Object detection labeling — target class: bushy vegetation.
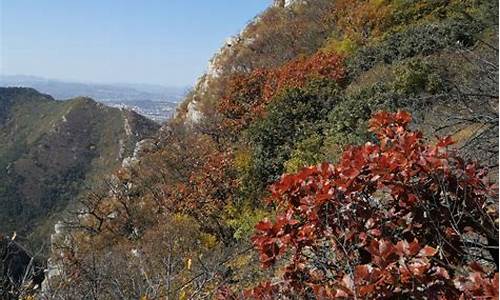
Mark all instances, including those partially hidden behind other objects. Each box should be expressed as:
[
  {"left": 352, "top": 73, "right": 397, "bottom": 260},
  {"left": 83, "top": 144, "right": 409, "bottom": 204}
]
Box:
[
  {"left": 244, "top": 111, "right": 498, "bottom": 298},
  {"left": 31, "top": 0, "right": 498, "bottom": 299}
]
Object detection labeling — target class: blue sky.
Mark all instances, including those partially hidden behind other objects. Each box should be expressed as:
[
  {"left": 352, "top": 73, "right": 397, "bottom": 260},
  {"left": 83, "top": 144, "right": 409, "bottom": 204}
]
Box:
[{"left": 0, "top": 0, "right": 271, "bottom": 86}]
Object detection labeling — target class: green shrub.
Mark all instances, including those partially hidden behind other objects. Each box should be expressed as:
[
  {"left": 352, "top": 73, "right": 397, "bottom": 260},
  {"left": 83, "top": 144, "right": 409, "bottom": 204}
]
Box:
[
  {"left": 243, "top": 79, "right": 340, "bottom": 197},
  {"left": 284, "top": 133, "right": 325, "bottom": 173},
  {"left": 347, "top": 19, "right": 482, "bottom": 78},
  {"left": 322, "top": 37, "right": 358, "bottom": 56},
  {"left": 392, "top": 58, "right": 445, "bottom": 95},
  {"left": 224, "top": 203, "right": 271, "bottom": 240},
  {"left": 323, "top": 81, "right": 402, "bottom": 161}
]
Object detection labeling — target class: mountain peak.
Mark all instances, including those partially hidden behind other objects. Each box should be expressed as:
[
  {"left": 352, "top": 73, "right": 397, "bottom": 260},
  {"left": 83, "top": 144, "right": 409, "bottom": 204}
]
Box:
[
  {"left": 0, "top": 87, "right": 54, "bottom": 101},
  {"left": 0, "top": 88, "right": 160, "bottom": 253}
]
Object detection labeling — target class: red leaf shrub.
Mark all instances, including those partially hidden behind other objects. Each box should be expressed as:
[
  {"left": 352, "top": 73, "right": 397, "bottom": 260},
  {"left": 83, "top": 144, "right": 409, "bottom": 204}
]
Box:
[
  {"left": 218, "top": 69, "right": 270, "bottom": 132},
  {"left": 246, "top": 111, "right": 498, "bottom": 298},
  {"left": 262, "top": 51, "right": 345, "bottom": 100},
  {"left": 218, "top": 52, "right": 345, "bottom": 133}
]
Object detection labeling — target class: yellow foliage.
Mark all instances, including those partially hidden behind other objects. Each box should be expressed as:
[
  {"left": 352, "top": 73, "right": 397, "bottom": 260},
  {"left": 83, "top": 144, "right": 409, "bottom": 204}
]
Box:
[
  {"left": 200, "top": 233, "right": 217, "bottom": 249},
  {"left": 224, "top": 204, "right": 272, "bottom": 240},
  {"left": 322, "top": 37, "right": 358, "bottom": 55},
  {"left": 370, "top": 0, "right": 386, "bottom": 7},
  {"left": 332, "top": 0, "right": 395, "bottom": 44},
  {"left": 234, "top": 148, "right": 252, "bottom": 173},
  {"left": 171, "top": 213, "right": 192, "bottom": 224},
  {"left": 179, "top": 290, "right": 187, "bottom": 300},
  {"left": 228, "top": 252, "right": 252, "bottom": 270},
  {"left": 450, "top": 123, "right": 486, "bottom": 145}
]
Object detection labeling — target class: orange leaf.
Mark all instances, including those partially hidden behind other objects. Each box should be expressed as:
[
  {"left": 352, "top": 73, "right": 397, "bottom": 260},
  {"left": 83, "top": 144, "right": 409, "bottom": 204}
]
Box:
[{"left": 419, "top": 245, "right": 438, "bottom": 257}]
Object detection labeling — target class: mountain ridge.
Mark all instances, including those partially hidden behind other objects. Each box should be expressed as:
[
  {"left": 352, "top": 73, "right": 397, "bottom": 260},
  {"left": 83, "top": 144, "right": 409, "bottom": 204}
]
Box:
[
  {"left": 0, "top": 87, "right": 160, "bottom": 252},
  {"left": 0, "top": 75, "right": 188, "bottom": 102}
]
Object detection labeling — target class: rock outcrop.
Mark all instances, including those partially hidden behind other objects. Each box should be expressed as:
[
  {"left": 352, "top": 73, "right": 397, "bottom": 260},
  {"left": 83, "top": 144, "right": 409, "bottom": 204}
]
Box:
[{"left": 183, "top": 0, "right": 303, "bottom": 124}]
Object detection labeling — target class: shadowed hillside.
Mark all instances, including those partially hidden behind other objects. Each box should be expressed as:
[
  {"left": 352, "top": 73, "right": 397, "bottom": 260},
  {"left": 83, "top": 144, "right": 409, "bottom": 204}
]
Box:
[{"left": 0, "top": 87, "right": 159, "bottom": 252}]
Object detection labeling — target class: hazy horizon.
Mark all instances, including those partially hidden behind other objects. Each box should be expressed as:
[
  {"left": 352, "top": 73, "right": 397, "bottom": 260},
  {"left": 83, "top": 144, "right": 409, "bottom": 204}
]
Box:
[
  {"left": 0, "top": 0, "right": 271, "bottom": 87},
  {"left": 0, "top": 73, "right": 190, "bottom": 89}
]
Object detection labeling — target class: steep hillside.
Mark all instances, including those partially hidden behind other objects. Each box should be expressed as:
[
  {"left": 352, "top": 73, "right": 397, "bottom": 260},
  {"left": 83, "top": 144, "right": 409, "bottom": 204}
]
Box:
[
  {"left": 41, "top": 1, "right": 498, "bottom": 299},
  {"left": 0, "top": 87, "right": 159, "bottom": 252}
]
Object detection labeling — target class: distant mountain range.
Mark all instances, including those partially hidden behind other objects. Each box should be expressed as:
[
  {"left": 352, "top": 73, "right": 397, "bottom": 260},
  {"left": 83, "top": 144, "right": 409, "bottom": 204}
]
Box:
[
  {"left": 0, "top": 75, "right": 189, "bottom": 122},
  {"left": 0, "top": 75, "right": 188, "bottom": 102}
]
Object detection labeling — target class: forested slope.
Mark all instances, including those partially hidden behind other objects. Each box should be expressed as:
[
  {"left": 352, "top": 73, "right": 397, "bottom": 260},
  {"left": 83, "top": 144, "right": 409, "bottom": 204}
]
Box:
[
  {"left": 39, "top": 1, "right": 498, "bottom": 299},
  {"left": 0, "top": 88, "right": 159, "bottom": 254}
]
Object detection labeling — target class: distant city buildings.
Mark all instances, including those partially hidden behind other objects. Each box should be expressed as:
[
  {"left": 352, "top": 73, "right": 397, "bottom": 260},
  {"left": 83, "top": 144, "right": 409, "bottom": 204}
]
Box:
[{"left": 100, "top": 100, "right": 177, "bottom": 123}]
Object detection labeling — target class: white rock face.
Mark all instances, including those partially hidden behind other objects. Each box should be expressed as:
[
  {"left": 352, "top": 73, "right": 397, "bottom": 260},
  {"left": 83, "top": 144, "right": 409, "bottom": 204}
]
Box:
[
  {"left": 185, "top": 22, "right": 254, "bottom": 124},
  {"left": 133, "top": 139, "right": 157, "bottom": 158},
  {"left": 41, "top": 256, "right": 61, "bottom": 294},
  {"left": 118, "top": 139, "right": 125, "bottom": 159},
  {"left": 273, "top": 0, "right": 298, "bottom": 7},
  {"left": 42, "top": 221, "right": 67, "bottom": 293},
  {"left": 121, "top": 138, "right": 156, "bottom": 168},
  {"left": 186, "top": 100, "right": 203, "bottom": 123},
  {"left": 54, "top": 221, "right": 64, "bottom": 235},
  {"left": 123, "top": 114, "right": 133, "bottom": 136},
  {"left": 184, "top": 0, "right": 302, "bottom": 125},
  {"left": 122, "top": 156, "right": 139, "bottom": 169}
]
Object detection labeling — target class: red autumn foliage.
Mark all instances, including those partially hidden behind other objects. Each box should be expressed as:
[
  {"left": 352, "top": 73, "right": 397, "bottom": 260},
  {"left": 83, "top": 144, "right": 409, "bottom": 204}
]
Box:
[
  {"left": 330, "top": 0, "right": 395, "bottom": 44},
  {"left": 218, "top": 52, "right": 345, "bottom": 133},
  {"left": 218, "top": 69, "right": 269, "bottom": 132},
  {"left": 162, "top": 148, "right": 237, "bottom": 240},
  {"left": 262, "top": 51, "right": 345, "bottom": 100},
  {"left": 242, "top": 111, "right": 498, "bottom": 299}
]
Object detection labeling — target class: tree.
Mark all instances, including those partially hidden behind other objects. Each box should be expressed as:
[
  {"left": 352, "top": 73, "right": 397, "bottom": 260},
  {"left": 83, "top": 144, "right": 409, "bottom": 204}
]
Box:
[
  {"left": 241, "top": 79, "right": 340, "bottom": 201},
  {"left": 0, "top": 235, "right": 44, "bottom": 300},
  {"left": 243, "top": 111, "right": 498, "bottom": 298},
  {"left": 217, "top": 52, "right": 345, "bottom": 137}
]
